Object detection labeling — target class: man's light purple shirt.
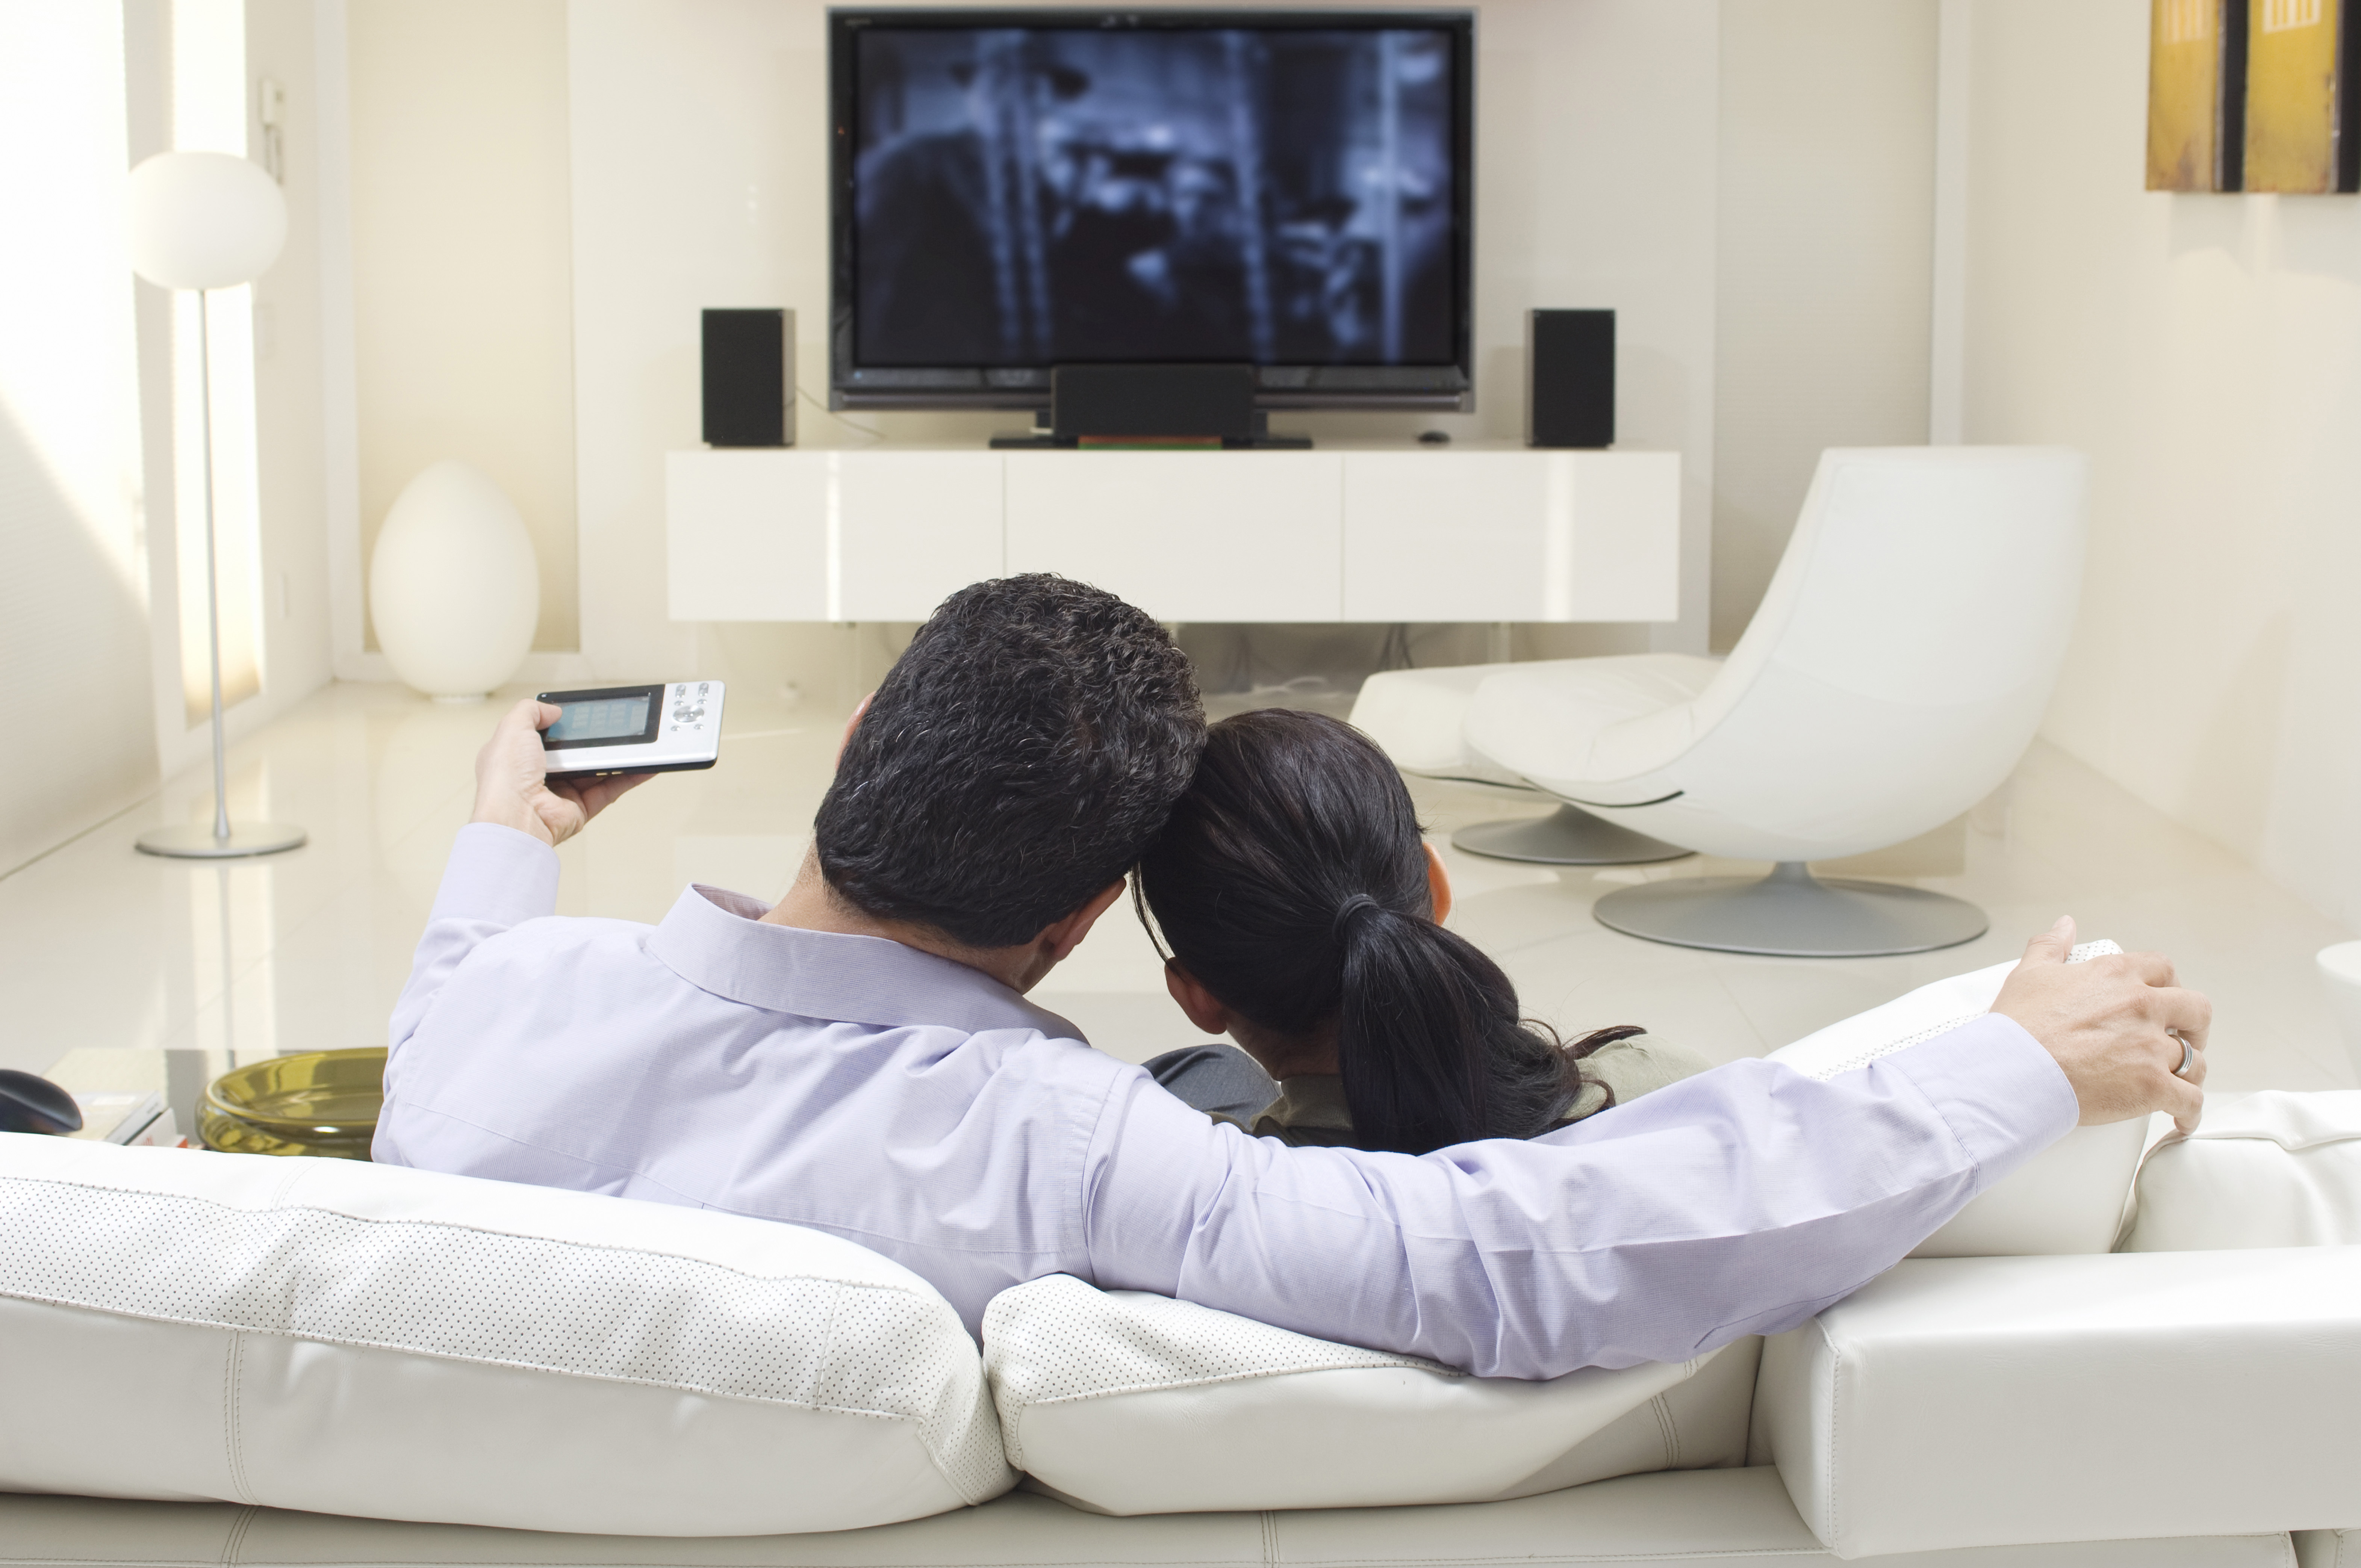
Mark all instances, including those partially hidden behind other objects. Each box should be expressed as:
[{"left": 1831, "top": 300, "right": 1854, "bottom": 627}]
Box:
[{"left": 376, "top": 823, "right": 2077, "bottom": 1380}]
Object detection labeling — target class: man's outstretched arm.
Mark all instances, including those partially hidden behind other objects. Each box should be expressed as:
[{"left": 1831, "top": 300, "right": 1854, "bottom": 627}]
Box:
[{"left": 1084, "top": 919, "right": 2208, "bottom": 1380}]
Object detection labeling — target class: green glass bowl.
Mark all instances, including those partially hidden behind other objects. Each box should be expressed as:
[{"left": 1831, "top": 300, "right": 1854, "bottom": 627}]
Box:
[{"left": 198, "top": 1048, "right": 386, "bottom": 1160}]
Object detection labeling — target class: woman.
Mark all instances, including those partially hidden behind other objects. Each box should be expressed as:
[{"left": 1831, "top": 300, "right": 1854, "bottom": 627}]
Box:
[{"left": 1135, "top": 707, "right": 1705, "bottom": 1155}]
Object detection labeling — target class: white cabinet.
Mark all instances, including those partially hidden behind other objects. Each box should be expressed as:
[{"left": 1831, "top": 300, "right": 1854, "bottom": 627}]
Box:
[
  {"left": 1343, "top": 451, "right": 1680, "bottom": 623},
  {"left": 666, "top": 451, "right": 829, "bottom": 621},
  {"left": 1005, "top": 452, "right": 1342, "bottom": 623},
  {"left": 667, "top": 445, "right": 1678, "bottom": 624},
  {"left": 831, "top": 451, "right": 1005, "bottom": 620}
]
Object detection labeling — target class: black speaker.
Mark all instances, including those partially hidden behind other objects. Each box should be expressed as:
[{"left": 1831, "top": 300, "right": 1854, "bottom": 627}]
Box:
[
  {"left": 1527, "top": 309, "right": 1614, "bottom": 449},
  {"left": 701, "top": 308, "right": 794, "bottom": 448},
  {"left": 1052, "top": 363, "right": 1256, "bottom": 442}
]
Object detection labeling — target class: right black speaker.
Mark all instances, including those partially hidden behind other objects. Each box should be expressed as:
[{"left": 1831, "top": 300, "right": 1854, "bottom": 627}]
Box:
[{"left": 1526, "top": 309, "right": 1615, "bottom": 449}]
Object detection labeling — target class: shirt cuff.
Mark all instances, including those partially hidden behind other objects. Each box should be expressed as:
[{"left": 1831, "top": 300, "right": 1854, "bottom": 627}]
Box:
[
  {"left": 429, "top": 822, "right": 561, "bottom": 929},
  {"left": 1878, "top": 1012, "right": 2079, "bottom": 1189}
]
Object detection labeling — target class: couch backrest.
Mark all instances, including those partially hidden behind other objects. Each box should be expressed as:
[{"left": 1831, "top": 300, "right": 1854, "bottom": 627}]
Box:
[
  {"left": 2122, "top": 1090, "right": 2361, "bottom": 1252},
  {"left": 1768, "top": 942, "right": 2149, "bottom": 1257},
  {"left": 0, "top": 1134, "right": 1011, "bottom": 1536}
]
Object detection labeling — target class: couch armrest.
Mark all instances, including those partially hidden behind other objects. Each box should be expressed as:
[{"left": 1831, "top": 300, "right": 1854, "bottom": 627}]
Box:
[{"left": 1753, "top": 1247, "right": 2361, "bottom": 1559}]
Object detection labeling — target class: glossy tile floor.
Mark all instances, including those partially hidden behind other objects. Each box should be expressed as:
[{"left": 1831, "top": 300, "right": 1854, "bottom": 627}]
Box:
[{"left": 4, "top": 677, "right": 2356, "bottom": 1095}]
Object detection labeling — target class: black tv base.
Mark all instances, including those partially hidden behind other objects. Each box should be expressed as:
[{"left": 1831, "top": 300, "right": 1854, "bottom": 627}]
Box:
[
  {"left": 988, "top": 364, "right": 1312, "bottom": 451},
  {"left": 987, "top": 430, "right": 1314, "bottom": 451}
]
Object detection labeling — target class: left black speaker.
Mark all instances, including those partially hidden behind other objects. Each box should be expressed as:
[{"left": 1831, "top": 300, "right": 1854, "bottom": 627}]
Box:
[{"left": 701, "top": 308, "right": 794, "bottom": 447}]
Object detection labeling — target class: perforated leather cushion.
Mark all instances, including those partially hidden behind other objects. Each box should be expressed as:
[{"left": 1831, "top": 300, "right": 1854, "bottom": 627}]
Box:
[
  {"left": 0, "top": 1134, "right": 1012, "bottom": 1535},
  {"left": 2122, "top": 1090, "right": 2361, "bottom": 1252},
  {"left": 1768, "top": 945, "right": 2148, "bottom": 1258},
  {"left": 980, "top": 1273, "right": 1745, "bottom": 1515}
]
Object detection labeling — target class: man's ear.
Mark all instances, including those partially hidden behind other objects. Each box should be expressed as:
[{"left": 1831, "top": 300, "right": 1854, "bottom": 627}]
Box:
[
  {"left": 1164, "top": 961, "right": 1232, "bottom": 1036},
  {"left": 1425, "top": 841, "right": 1453, "bottom": 925},
  {"left": 835, "top": 694, "right": 872, "bottom": 767},
  {"left": 1037, "top": 878, "right": 1128, "bottom": 965}
]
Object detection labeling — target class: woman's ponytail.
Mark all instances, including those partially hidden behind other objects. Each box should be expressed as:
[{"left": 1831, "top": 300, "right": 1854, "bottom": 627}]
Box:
[
  {"left": 1137, "top": 708, "right": 1633, "bottom": 1156},
  {"left": 1334, "top": 904, "right": 1576, "bottom": 1153}
]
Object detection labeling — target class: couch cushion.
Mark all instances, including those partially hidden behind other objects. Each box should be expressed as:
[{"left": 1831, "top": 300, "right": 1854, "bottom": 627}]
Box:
[
  {"left": 1767, "top": 942, "right": 2149, "bottom": 1257},
  {"left": 1753, "top": 1248, "right": 2361, "bottom": 1557},
  {"left": 0, "top": 1471, "right": 2294, "bottom": 1567},
  {"left": 2122, "top": 1090, "right": 2361, "bottom": 1252},
  {"left": 0, "top": 1133, "right": 1012, "bottom": 1535},
  {"left": 980, "top": 1273, "right": 1731, "bottom": 1515}
]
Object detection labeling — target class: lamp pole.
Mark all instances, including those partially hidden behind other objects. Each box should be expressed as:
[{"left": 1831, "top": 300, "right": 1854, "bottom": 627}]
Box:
[{"left": 129, "top": 150, "right": 305, "bottom": 860}]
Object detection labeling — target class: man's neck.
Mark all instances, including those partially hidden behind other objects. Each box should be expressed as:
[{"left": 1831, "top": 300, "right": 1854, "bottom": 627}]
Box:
[{"left": 759, "top": 848, "right": 1044, "bottom": 993}]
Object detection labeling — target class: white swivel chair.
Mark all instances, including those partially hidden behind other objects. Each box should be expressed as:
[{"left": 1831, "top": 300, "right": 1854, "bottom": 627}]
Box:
[{"left": 1350, "top": 447, "right": 2088, "bottom": 957}]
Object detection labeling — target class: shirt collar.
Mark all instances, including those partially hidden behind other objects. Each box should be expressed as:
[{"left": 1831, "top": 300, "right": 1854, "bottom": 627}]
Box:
[{"left": 647, "top": 884, "right": 1085, "bottom": 1040}]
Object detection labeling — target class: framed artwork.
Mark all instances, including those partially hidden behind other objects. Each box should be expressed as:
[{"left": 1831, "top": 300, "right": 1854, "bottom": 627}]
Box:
[
  {"left": 2149, "top": 0, "right": 2249, "bottom": 189},
  {"left": 2243, "top": 0, "right": 2361, "bottom": 191}
]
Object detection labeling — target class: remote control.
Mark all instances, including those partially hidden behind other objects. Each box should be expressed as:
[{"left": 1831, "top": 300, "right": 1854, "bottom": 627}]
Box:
[{"left": 537, "top": 682, "right": 725, "bottom": 777}]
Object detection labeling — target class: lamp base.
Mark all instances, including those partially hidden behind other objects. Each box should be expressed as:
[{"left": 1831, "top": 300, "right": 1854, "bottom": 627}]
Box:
[{"left": 135, "top": 822, "right": 307, "bottom": 859}]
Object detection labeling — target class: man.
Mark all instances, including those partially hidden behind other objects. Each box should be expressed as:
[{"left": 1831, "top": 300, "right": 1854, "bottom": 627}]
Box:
[{"left": 378, "top": 575, "right": 2207, "bottom": 1380}]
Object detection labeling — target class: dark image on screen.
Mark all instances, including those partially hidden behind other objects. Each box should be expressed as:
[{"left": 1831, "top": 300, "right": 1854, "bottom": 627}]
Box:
[{"left": 852, "top": 26, "right": 1457, "bottom": 369}]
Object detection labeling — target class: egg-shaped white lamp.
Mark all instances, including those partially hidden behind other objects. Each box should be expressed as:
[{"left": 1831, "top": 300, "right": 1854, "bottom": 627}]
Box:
[
  {"left": 371, "top": 460, "right": 541, "bottom": 700},
  {"left": 127, "top": 151, "right": 287, "bottom": 290},
  {"left": 130, "top": 151, "right": 304, "bottom": 860}
]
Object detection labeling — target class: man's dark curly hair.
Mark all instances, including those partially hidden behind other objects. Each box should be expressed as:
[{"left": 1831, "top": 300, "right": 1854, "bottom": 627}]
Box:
[{"left": 813, "top": 575, "right": 1205, "bottom": 950}]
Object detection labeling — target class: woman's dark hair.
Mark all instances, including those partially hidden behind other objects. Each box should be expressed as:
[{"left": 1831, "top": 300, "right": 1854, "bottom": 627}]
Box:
[{"left": 1135, "top": 708, "right": 1635, "bottom": 1155}]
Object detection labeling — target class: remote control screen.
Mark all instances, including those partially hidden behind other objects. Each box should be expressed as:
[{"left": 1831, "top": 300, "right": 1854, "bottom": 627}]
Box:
[
  {"left": 542, "top": 687, "right": 660, "bottom": 748},
  {"left": 547, "top": 697, "right": 647, "bottom": 741}
]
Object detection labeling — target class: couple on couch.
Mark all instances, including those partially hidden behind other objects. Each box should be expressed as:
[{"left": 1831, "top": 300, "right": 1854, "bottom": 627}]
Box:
[{"left": 377, "top": 575, "right": 2207, "bottom": 1379}]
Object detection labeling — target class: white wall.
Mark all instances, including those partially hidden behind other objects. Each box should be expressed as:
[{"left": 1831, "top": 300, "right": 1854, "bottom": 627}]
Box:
[
  {"left": 0, "top": 3, "right": 158, "bottom": 875},
  {"left": 346, "top": 0, "right": 580, "bottom": 656},
  {"left": 246, "top": 0, "right": 335, "bottom": 721},
  {"left": 564, "top": 0, "right": 1725, "bottom": 680},
  {"left": 1960, "top": 0, "right": 2361, "bottom": 931},
  {"left": 1713, "top": 0, "right": 1937, "bottom": 652}
]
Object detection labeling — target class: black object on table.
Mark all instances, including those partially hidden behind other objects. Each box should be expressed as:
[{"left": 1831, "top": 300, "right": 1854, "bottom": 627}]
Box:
[{"left": 0, "top": 1070, "right": 82, "bottom": 1136}]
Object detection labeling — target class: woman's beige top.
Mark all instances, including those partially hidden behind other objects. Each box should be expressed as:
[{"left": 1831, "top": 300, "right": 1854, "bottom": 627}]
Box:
[{"left": 1235, "top": 1034, "right": 1713, "bottom": 1149}]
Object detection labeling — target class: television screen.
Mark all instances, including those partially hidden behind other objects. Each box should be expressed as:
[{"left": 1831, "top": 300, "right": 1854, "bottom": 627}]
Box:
[{"left": 830, "top": 10, "right": 1474, "bottom": 410}]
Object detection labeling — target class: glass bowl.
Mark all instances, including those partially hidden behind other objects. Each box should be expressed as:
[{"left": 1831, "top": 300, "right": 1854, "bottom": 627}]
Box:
[{"left": 198, "top": 1047, "right": 386, "bottom": 1160}]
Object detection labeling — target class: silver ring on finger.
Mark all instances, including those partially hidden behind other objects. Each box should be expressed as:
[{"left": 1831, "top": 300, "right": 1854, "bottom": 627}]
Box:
[{"left": 2173, "top": 1031, "right": 2197, "bottom": 1078}]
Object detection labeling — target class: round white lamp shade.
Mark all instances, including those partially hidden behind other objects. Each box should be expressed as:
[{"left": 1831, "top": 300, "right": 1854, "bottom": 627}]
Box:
[
  {"left": 126, "top": 151, "right": 287, "bottom": 290},
  {"left": 370, "top": 461, "right": 540, "bottom": 700}
]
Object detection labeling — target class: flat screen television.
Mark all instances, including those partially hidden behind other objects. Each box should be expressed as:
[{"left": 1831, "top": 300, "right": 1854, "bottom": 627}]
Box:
[{"left": 829, "top": 9, "right": 1476, "bottom": 413}]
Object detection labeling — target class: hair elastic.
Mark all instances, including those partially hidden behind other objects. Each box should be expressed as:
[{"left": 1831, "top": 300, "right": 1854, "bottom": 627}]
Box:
[{"left": 1332, "top": 893, "right": 1385, "bottom": 938}]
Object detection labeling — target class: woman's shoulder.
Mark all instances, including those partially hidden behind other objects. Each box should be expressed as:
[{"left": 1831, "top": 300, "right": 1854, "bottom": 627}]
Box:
[
  {"left": 1228, "top": 1074, "right": 1364, "bottom": 1148},
  {"left": 1559, "top": 1033, "right": 1715, "bottom": 1123}
]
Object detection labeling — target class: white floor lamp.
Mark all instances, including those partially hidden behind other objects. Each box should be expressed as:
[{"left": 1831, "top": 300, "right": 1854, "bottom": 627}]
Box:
[{"left": 128, "top": 151, "right": 305, "bottom": 859}]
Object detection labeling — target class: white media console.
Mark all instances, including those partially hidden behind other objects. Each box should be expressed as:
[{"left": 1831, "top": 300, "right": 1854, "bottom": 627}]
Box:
[{"left": 664, "top": 444, "right": 1680, "bottom": 624}]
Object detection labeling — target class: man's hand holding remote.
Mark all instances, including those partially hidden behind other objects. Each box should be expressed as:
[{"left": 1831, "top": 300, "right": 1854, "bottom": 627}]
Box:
[
  {"left": 1993, "top": 915, "right": 2210, "bottom": 1136},
  {"left": 471, "top": 697, "right": 652, "bottom": 848}
]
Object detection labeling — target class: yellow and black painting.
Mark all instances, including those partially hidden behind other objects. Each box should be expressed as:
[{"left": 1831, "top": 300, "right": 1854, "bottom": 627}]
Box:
[
  {"left": 2149, "top": 0, "right": 2247, "bottom": 191},
  {"left": 2243, "top": 0, "right": 2360, "bottom": 191}
]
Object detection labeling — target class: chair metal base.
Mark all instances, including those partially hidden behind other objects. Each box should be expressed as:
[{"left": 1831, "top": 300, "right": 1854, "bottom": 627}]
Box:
[
  {"left": 1451, "top": 804, "right": 1694, "bottom": 866},
  {"left": 135, "top": 822, "right": 307, "bottom": 859},
  {"left": 1593, "top": 861, "right": 1987, "bottom": 957}
]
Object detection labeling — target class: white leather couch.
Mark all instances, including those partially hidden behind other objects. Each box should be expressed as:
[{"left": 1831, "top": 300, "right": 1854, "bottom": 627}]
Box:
[{"left": 7, "top": 991, "right": 2361, "bottom": 1565}]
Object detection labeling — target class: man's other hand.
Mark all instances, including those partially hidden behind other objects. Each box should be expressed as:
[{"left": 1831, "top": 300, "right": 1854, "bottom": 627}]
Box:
[
  {"left": 1992, "top": 916, "right": 2208, "bottom": 1136},
  {"left": 472, "top": 698, "right": 652, "bottom": 848}
]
